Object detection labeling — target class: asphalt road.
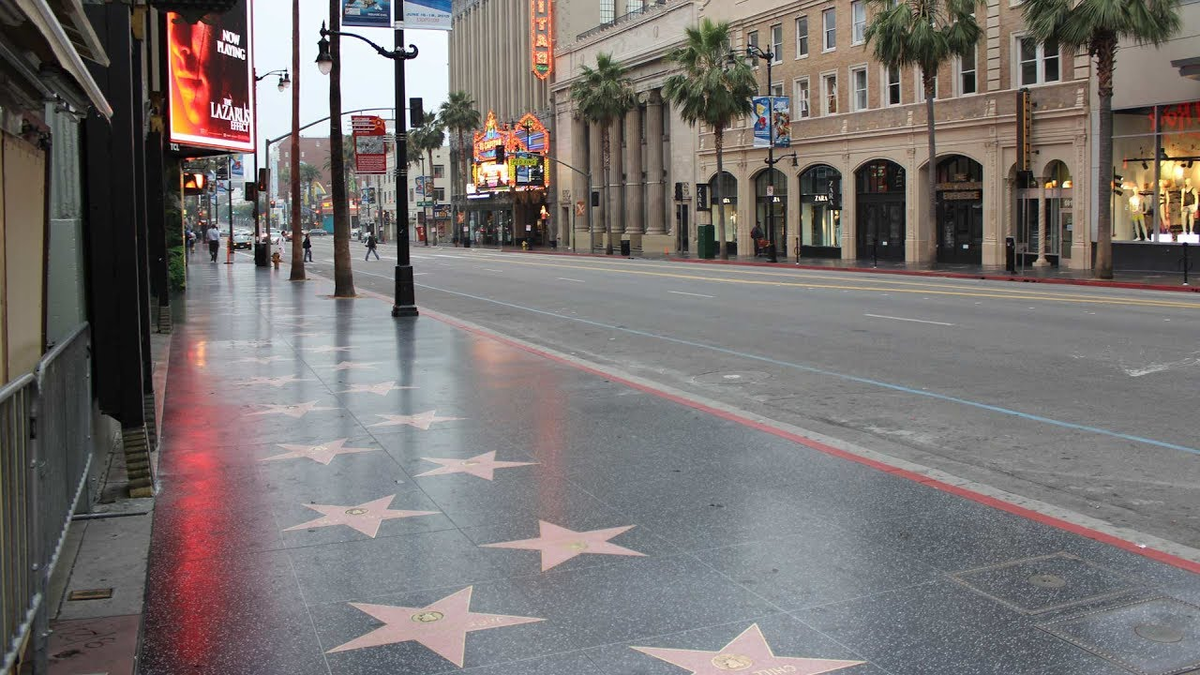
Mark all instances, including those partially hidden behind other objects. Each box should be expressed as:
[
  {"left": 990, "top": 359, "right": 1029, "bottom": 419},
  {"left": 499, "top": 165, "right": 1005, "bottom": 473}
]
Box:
[{"left": 292, "top": 239, "right": 1200, "bottom": 553}]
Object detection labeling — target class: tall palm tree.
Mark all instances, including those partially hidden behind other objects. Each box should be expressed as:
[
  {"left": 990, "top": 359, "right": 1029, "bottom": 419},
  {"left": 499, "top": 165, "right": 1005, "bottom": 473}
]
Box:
[
  {"left": 864, "top": 0, "right": 981, "bottom": 261},
  {"left": 298, "top": 162, "right": 322, "bottom": 219},
  {"left": 323, "top": 140, "right": 357, "bottom": 196},
  {"left": 411, "top": 118, "right": 446, "bottom": 244},
  {"left": 1023, "top": 0, "right": 1180, "bottom": 279},
  {"left": 439, "top": 92, "right": 481, "bottom": 244},
  {"left": 569, "top": 53, "right": 637, "bottom": 255},
  {"left": 662, "top": 19, "right": 756, "bottom": 260}
]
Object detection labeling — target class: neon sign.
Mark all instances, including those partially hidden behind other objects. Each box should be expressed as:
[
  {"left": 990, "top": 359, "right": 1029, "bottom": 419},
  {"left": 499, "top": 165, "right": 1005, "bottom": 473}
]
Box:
[{"left": 530, "top": 0, "right": 553, "bottom": 80}]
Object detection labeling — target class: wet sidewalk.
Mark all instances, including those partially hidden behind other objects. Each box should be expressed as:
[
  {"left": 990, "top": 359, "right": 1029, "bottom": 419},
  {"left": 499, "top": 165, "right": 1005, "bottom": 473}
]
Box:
[{"left": 141, "top": 261, "right": 1200, "bottom": 674}]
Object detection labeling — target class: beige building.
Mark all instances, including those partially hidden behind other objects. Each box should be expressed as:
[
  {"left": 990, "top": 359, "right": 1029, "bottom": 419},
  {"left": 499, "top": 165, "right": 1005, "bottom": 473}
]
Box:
[
  {"left": 360, "top": 126, "right": 450, "bottom": 243},
  {"left": 554, "top": 0, "right": 1095, "bottom": 268}
]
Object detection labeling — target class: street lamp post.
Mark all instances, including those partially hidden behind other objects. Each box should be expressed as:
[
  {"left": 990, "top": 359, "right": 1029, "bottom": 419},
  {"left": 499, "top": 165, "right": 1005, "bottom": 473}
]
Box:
[
  {"left": 252, "top": 67, "right": 290, "bottom": 255},
  {"left": 317, "top": 17, "right": 419, "bottom": 317},
  {"left": 744, "top": 45, "right": 779, "bottom": 263}
]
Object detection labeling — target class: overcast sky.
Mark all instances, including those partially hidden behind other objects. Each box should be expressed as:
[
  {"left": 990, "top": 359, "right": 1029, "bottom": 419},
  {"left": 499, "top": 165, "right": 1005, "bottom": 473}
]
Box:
[{"left": 248, "top": 0, "right": 450, "bottom": 167}]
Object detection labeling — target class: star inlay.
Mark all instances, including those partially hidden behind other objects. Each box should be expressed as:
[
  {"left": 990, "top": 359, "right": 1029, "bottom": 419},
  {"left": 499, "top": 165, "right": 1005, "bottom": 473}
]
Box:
[
  {"left": 247, "top": 401, "right": 337, "bottom": 418},
  {"left": 370, "top": 410, "right": 463, "bottom": 431},
  {"left": 261, "top": 438, "right": 376, "bottom": 465},
  {"left": 481, "top": 520, "right": 645, "bottom": 571},
  {"left": 242, "top": 375, "right": 315, "bottom": 388},
  {"left": 302, "top": 345, "right": 351, "bottom": 353},
  {"left": 632, "top": 624, "right": 865, "bottom": 675},
  {"left": 284, "top": 495, "right": 437, "bottom": 538},
  {"left": 327, "top": 587, "right": 544, "bottom": 666},
  {"left": 341, "top": 381, "right": 416, "bottom": 396},
  {"left": 326, "top": 361, "right": 380, "bottom": 371},
  {"left": 415, "top": 451, "right": 537, "bottom": 481}
]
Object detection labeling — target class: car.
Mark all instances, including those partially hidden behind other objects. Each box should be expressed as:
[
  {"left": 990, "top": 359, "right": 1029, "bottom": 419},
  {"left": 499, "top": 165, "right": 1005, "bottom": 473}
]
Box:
[
  {"left": 232, "top": 231, "right": 253, "bottom": 249},
  {"left": 351, "top": 226, "right": 361, "bottom": 240},
  {"left": 306, "top": 228, "right": 329, "bottom": 237}
]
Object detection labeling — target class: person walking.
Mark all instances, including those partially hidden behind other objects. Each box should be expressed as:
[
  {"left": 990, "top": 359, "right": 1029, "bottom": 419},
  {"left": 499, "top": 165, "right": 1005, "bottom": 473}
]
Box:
[
  {"left": 750, "top": 224, "right": 764, "bottom": 257},
  {"left": 206, "top": 223, "right": 220, "bottom": 262},
  {"left": 303, "top": 233, "right": 313, "bottom": 262},
  {"left": 186, "top": 227, "right": 196, "bottom": 255},
  {"left": 364, "top": 232, "right": 380, "bottom": 261}
]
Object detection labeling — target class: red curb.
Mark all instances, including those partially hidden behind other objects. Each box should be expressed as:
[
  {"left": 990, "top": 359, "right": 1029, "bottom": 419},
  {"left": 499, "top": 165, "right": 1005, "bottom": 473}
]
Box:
[{"left": 496, "top": 248, "right": 1199, "bottom": 294}]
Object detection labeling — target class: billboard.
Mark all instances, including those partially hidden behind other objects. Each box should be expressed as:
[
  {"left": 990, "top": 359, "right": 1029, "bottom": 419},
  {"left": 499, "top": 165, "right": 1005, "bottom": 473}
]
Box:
[
  {"left": 752, "top": 96, "right": 791, "bottom": 149},
  {"left": 401, "top": 0, "right": 451, "bottom": 30},
  {"left": 351, "top": 115, "right": 388, "bottom": 174},
  {"left": 343, "top": 0, "right": 391, "bottom": 27},
  {"left": 167, "top": 0, "right": 256, "bottom": 153}
]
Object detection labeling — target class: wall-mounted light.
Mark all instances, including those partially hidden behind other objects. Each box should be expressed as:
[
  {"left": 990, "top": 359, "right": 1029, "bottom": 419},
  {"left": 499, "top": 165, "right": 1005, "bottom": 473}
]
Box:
[{"left": 1062, "top": 180, "right": 1073, "bottom": 188}]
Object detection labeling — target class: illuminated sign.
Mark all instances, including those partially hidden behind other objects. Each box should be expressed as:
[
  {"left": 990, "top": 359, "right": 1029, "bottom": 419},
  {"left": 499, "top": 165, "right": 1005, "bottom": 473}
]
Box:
[
  {"left": 471, "top": 110, "right": 552, "bottom": 191},
  {"left": 167, "top": 0, "right": 256, "bottom": 152},
  {"left": 530, "top": 0, "right": 553, "bottom": 80}
]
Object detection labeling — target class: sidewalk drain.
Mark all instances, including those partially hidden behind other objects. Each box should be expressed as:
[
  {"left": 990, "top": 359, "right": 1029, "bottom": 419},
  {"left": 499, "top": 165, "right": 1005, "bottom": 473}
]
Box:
[
  {"left": 951, "top": 552, "right": 1138, "bottom": 615},
  {"left": 1040, "top": 596, "right": 1200, "bottom": 675},
  {"left": 67, "top": 588, "right": 113, "bottom": 601}
]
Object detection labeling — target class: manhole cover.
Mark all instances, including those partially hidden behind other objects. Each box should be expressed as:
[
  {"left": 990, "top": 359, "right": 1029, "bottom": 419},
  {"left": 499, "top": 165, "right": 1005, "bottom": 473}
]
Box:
[
  {"left": 692, "top": 370, "right": 771, "bottom": 386},
  {"left": 1029, "top": 573, "right": 1067, "bottom": 589},
  {"left": 1135, "top": 624, "right": 1185, "bottom": 644}
]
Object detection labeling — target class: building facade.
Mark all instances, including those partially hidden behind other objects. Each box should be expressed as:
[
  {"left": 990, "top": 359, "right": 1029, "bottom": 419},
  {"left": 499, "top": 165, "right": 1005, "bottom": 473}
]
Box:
[{"left": 359, "top": 135, "right": 450, "bottom": 244}]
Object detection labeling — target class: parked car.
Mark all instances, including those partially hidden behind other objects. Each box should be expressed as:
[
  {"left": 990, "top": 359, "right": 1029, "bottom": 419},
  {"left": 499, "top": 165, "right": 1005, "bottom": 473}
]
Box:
[
  {"left": 306, "top": 228, "right": 329, "bottom": 237},
  {"left": 232, "top": 231, "right": 253, "bottom": 249}
]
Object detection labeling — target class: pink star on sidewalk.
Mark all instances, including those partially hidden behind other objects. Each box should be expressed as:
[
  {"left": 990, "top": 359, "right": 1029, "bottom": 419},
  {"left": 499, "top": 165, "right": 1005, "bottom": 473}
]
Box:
[
  {"left": 261, "top": 438, "right": 376, "bottom": 465},
  {"left": 415, "top": 451, "right": 537, "bottom": 481},
  {"left": 327, "top": 587, "right": 544, "bottom": 666},
  {"left": 246, "top": 401, "right": 337, "bottom": 418},
  {"left": 481, "top": 520, "right": 645, "bottom": 571},
  {"left": 327, "top": 361, "right": 380, "bottom": 371},
  {"left": 341, "top": 381, "right": 415, "bottom": 396},
  {"left": 370, "top": 410, "right": 463, "bottom": 431},
  {"left": 632, "top": 624, "right": 864, "bottom": 674},
  {"left": 284, "top": 495, "right": 437, "bottom": 538},
  {"left": 242, "top": 375, "right": 315, "bottom": 388}
]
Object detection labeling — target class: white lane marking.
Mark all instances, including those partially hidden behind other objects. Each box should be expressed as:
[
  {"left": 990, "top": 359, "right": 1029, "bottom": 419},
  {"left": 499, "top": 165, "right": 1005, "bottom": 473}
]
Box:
[
  {"left": 668, "top": 290, "right": 715, "bottom": 298},
  {"left": 863, "top": 313, "right": 956, "bottom": 327},
  {"left": 414, "top": 272, "right": 428, "bottom": 276},
  {"left": 482, "top": 268, "right": 503, "bottom": 272},
  {"left": 556, "top": 277, "right": 585, "bottom": 283}
]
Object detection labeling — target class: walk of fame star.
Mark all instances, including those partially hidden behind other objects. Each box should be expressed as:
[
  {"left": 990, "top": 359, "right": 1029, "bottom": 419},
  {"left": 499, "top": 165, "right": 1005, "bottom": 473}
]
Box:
[
  {"left": 341, "top": 381, "right": 415, "bottom": 396},
  {"left": 415, "top": 451, "right": 537, "bottom": 481},
  {"left": 481, "top": 520, "right": 645, "bottom": 571},
  {"left": 326, "top": 361, "right": 380, "bottom": 371},
  {"left": 327, "top": 587, "right": 543, "bottom": 666},
  {"left": 261, "top": 438, "right": 376, "bottom": 465},
  {"left": 370, "top": 410, "right": 463, "bottom": 431},
  {"left": 632, "top": 624, "right": 864, "bottom": 674},
  {"left": 302, "top": 345, "right": 351, "bottom": 354},
  {"left": 284, "top": 495, "right": 437, "bottom": 538},
  {"left": 241, "top": 375, "right": 315, "bottom": 388},
  {"left": 246, "top": 401, "right": 337, "bottom": 418}
]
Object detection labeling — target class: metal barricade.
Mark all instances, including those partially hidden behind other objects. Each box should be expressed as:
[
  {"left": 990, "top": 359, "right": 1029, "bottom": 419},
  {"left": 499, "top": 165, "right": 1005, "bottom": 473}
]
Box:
[{"left": 1, "top": 323, "right": 93, "bottom": 674}]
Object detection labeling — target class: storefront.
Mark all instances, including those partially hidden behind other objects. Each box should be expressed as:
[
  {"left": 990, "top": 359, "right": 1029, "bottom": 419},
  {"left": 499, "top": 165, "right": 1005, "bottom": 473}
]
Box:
[
  {"left": 754, "top": 169, "right": 787, "bottom": 257},
  {"left": 855, "top": 160, "right": 905, "bottom": 261},
  {"left": 467, "top": 111, "right": 551, "bottom": 246},
  {"left": 798, "top": 165, "right": 842, "bottom": 258},
  {"left": 935, "top": 155, "right": 984, "bottom": 264},
  {"left": 709, "top": 171, "right": 739, "bottom": 255}
]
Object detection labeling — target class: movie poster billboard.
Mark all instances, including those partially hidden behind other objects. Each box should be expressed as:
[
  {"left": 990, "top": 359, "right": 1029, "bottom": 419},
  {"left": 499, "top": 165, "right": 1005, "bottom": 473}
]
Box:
[
  {"left": 401, "top": 0, "right": 451, "bottom": 30},
  {"left": 752, "top": 96, "right": 792, "bottom": 149},
  {"left": 343, "top": 0, "right": 391, "bottom": 28},
  {"left": 167, "top": 0, "right": 255, "bottom": 153}
]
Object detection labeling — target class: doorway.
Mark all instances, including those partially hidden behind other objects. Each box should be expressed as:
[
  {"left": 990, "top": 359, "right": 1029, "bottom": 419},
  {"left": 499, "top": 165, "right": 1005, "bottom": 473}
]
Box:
[{"left": 935, "top": 155, "right": 984, "bottom": 264}]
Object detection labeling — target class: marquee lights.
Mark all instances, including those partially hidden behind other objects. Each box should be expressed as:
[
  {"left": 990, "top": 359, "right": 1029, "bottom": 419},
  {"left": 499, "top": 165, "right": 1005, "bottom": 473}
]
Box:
[{"left": 531, "top": 0, "right": 553, "bottom": 80}]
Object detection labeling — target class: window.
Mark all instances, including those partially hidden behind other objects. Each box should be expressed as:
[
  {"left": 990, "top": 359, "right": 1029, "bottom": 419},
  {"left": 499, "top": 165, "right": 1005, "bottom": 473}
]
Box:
[
  {"left": 822, "top": 8, "right": 836, "bottom": 51},
  {"left": 771, "top": 24, "right": 783, "bottom": 62},
  {"left": 822, "top": 72, "right": 838, "bottom": 115},
  {"left": 771, "top": 83, "right": 784, "bottom": 97},
  {"left": 433, "top": 164, "right": 445, "bottom": 178},
  {"left": 851, "top": 66, "right": 868, "bottom": 111},
  {"left": 434, "top": 187, "right": 446, "bottom": 201},
  {"left": 885, "top": 66, "right": 901, "bottom": 105},
  {"left": 959, "top": 44, "right": 977, "bottom": 94},
  {"left": 794, "top": 77, "right": 811, "bottom": 118},
  {"left": 1018, "top": 36, "right": 1060, "bottom": 86},
  {"left": 747, "top": 30, "right": 760, "bottom": 67},
  {"left": 796, "top": 16, "right": 808, "bottom": 57},
  {"left": 851, "top": 1, "right": 865, "bottom": 44},
  {"left": 600, "top": 0, "right": 614, "bottom": 23}
]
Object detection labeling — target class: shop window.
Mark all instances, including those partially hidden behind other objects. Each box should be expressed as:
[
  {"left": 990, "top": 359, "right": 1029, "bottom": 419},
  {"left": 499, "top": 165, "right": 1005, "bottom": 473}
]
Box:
[
  {"left": 1112, "top": 103, "right": 1200, "bottom": 243},
  {"left": 822, "top": 73, "right": 838, "bottom": 115},
  {"left": 885, "top": 66, "right": 901, "bottom": 106},
  {"left": 851, "top": 66, "right": 868, "bottom": 111},
  {"left": 823, "top": 8, "right": 836, "bottom": 51},
  {"left": 851, "top": 1, "right": 865, "bottom": 44},
  {"left": 796, "top": 16, "right": 809, "bottom": 57},
  {"left": 960, "top": 44, "right": 977, "bottom": 95},
  {"left": 794, "top": 78, "right": 811, "bottom": 118},
  {"left": 800, "top": 164, "right": 843, "bottom": 249},
  {"left": 709, "top": 171, "right": 740, "bottom": 247},
  {"left": 771, "top": 24, "right": 783, "bottom": 62},
  {"left": 1017, "top": 36, "right": 1059, "bottom": 87}
]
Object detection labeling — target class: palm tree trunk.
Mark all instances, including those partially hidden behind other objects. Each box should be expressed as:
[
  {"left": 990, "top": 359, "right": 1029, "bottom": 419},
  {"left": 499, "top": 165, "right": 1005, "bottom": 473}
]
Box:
[
  {"left": 458, "top": 129, "right": 467, "bottom": 244},
  {"left": 289, "top": 0, "right": 304, "bottom": 280},
  {"left": 924, "top": 70, "right": 937, "bottom": 264},
  {"left": 1094, "top": 35, "right": 1116, "bottom": 279},
  {"left": 714, "top": 128, "right": 728, "bottom": 260},
  {"left": 603, "top": 126, "right": 613, "bottom": 255},
  {"left": 329, "top": 0, "right": 355, "bottom": 296},
  {"left": 427, "top": 148, "right": 437, "bottom": 245}
]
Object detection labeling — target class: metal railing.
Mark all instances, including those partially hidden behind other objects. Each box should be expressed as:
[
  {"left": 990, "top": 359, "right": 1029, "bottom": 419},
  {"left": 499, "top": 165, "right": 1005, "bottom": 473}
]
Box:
[
  {"left": 577, "top": 0, "right": 671, "bottom": 41},
  {"left": 1, "top": 324, "right": 93, "bottom": 674}
]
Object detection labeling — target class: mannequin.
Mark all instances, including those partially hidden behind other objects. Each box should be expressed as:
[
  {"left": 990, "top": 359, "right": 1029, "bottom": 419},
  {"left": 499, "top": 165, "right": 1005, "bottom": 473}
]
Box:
[
  {"left": 1130, "top": 193, "right": 1147, "bottom": 241},
  {"left": 1158, "top": 178, "right": 1171, "bottom": 236},
  {"left": 1183, "top": 177, "right": 1197, "bottom": 235}
]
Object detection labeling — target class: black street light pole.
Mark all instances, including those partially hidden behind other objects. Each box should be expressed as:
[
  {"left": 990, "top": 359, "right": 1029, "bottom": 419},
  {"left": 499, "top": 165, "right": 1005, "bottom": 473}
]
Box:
[
  {"left": 252, "top": 68, "right": 290, "bottom": 251},
  {"left": 317, "top": 16, "right": 419, "bottom": 317},
  {"left": 745, "top": 45, "right": 778, "bottom": 262}
]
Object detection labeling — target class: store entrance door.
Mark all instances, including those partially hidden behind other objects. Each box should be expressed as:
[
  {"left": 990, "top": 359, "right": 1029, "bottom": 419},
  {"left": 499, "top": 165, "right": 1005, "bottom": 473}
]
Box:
[
  {"left": 856, "top": 201, "right": 905, "bottom": 261},
  {"left": 937, "top": 198, "right": 983, "bottom": 264}
]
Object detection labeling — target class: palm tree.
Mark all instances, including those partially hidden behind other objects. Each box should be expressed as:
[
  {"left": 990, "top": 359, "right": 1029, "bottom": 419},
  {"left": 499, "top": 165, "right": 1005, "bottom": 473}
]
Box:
[
  {"left": 439, "top": 92, "right": 481, "bottom": 244},
  {"left": 569, "top": 53, "right": 637, "bottom": 255},
  {"left": 409, "top": 118, "right": 445, "bottom": 245},
  {"left": 864, "top": 0, "right": 981, "bottom": 262},
  {"left": 662, "top": 20, "right": 756, "bottom": 260},
  {"left": 298, "top": 162, "right": 322, "bottom": 219},
  {"left": 323, "top": 140, "right": 357, "bottom": 196},
  {"left": 1023, "top": 0, "right": 1180, "bottom": 279}
]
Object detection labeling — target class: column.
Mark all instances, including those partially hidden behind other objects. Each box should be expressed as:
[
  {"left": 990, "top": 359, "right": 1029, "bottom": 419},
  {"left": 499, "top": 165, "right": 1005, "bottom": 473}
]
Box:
[
  {"left": 645, "top": 91, "right": 666, "bottom": 235},
  {"left": 608, "top": 117, "right": 624, "bottom": 245},
  {"left": 624, "top": 105, "right": 644, "bottom": 238},
  {"left": 573, "top": 114, "right": 589, "bottom": 236},
  {"left": 589, "top": 121, "right": 605, "bottom": 250}
]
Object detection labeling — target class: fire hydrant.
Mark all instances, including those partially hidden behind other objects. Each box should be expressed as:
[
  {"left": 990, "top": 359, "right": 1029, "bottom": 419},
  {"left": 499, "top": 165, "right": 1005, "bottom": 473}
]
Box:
[
  {"left": 271, "top": 252, "right": 281, "bottom": 269},
  {"left": 522, "top": 240, "right": 530, "bottom": 251}
]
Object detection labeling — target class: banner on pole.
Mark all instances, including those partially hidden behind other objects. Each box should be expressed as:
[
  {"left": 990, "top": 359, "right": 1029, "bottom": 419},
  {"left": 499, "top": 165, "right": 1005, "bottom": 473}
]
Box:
[
  {"left": 343, "top": 0, "right": 391, "bottom": 27},
  {"left": 752, "top": 96, "right": 792, "bottom": 149},
  {"left": 352, "top": 115, "right": 388, "bottom": 175},
  {"left": 400, "top": 0, "right": 451, "bottom": 30}
]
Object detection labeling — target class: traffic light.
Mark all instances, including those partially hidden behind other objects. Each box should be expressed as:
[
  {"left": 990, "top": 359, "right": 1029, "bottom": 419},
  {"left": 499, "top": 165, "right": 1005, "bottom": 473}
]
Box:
[
  {"left": 257, "top": 168, "right": 269, "bottom": 191},
  {"left": 410, "top": 97, "right": 424, "bottom": 127}
]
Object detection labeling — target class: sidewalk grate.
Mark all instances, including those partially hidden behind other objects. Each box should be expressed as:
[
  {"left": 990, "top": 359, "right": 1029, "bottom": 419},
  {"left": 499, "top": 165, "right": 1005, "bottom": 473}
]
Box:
[
  {"left": 1039, "top": 596, "right": 1200, "bottom": 675},
  {"left": 951, "top": 552, "right": 1139, "bottom": 615}
]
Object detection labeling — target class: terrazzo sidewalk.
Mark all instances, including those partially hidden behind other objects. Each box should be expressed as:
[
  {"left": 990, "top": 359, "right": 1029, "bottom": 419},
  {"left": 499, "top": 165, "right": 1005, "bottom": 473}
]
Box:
[{"left": 139, "top": 261, "right": 1200, "bottom": 675}]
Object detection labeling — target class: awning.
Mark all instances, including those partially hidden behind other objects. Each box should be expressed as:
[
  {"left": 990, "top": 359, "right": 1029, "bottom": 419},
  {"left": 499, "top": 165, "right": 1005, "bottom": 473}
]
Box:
[
  {"left": 1171, "top": 57, "right": 1200, "bottom": 82},
  {"left": 12, "top": 0, "right": 112, "bottom": 117}
]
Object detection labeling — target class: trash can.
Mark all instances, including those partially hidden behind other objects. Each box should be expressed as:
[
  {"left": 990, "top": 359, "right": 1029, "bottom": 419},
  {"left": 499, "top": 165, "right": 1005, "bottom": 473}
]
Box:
[
  {"left": 620, "top": 239, "right": 631, "bottom": 257},
  {"left": 254, "top": 242, "right": 269, "bottom": 267},
  {"left": 697, "top": 224, "right": 716, "bottom": 259}
]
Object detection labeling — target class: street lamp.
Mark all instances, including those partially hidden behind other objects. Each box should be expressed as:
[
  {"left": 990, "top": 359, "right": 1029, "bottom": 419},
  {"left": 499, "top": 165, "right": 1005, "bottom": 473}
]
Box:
[
  {"left": 316, "top": 20, "right": 420, "bottom": 317},
  {"left": 740, "top": 45, "right": 780, "bottom": 263},
  {"left": 251, "top": 67, "right": 290, "bottom": 255}
]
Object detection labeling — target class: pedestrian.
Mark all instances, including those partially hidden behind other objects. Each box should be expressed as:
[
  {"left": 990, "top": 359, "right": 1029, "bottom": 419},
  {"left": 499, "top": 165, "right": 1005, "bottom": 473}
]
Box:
[
  {"left": 206, "top": 223, "right": 220, "bottom": 262},
  {"left": 364, "top": 232, "right": 380, "bottom": 261},
  {"left": 750, "top": 224, "right": 764, "bottom": 257},
  {"left": 303, "top": 233, "right": 313, "bottom": 262},
  {"left": 186, "top": 227, "right": 196, "bottom": 254}
]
